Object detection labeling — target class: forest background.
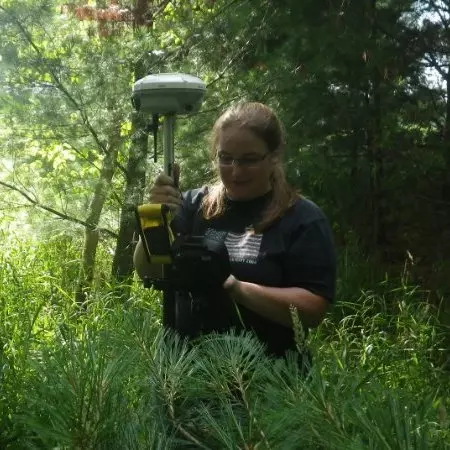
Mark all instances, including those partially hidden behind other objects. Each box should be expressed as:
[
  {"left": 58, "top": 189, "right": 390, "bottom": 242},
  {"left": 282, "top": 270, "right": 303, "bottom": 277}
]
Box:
[{"left": 0, "top": 0, "right": 449, "bottom": 448}]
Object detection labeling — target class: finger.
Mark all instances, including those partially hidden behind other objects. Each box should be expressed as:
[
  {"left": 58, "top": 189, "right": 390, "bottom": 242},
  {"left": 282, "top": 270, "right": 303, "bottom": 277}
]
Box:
[
  {"left": 148, "top": 199, "right": 181, "bottom": 211},
  {"left": 149, "top": 192, "right": 182, "bottom": 206},
  {"left": 166, "top": 202, "right": 181, "bottom": 211},
  {"left": 154, "top": 172, "right": 176, "bottom": 187},
  {"left": 150, "top": 185, "right": 181, "bottom": 198},
  {"left": 223, "top": 274, "right": 238, "bottom": 291}
]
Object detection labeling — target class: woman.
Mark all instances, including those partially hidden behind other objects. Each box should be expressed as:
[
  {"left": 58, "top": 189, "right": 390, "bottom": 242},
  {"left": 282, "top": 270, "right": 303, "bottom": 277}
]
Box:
[{"left": 134, "top": 102, "right": 336, "bottom": 360}]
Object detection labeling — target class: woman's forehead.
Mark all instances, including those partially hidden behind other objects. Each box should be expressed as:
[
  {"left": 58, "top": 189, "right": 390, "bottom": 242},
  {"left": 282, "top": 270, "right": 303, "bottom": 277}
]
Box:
[{"left": 218, "top": 127, "right": 268, "bottom": 152}]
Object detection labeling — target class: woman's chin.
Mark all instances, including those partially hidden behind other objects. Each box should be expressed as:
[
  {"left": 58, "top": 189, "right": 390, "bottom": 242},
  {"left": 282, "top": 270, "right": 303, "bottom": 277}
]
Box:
[
  {"left": 225, "top": 186, "right": 254, "bottom": 201},
  {"left": 225, "top": 183, "right": 270, "bottom": 201}
]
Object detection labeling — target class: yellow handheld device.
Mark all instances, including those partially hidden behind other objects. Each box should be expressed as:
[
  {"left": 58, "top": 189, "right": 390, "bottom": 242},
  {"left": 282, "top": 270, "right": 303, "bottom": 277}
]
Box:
[{"left": 135, "top": 203, "right": 174, "bottom": 265}]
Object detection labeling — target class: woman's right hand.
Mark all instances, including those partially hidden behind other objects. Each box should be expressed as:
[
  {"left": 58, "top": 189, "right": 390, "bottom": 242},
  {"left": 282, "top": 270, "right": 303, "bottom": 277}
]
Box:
[{"left": 147, "top": 166, "right": 182, "bottom": 211}]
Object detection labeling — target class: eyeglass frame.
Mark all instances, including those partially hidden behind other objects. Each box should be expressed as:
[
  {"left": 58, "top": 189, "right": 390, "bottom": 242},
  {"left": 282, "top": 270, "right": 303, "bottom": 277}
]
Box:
[{"left": 216, "top": 151, "right": 271, "bottom": 168}]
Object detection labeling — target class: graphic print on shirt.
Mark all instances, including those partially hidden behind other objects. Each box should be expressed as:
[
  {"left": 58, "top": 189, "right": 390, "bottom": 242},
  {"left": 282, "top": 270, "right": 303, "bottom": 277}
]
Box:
[{"left": 205, "top": 228, "right": 263, "bottom": 265}]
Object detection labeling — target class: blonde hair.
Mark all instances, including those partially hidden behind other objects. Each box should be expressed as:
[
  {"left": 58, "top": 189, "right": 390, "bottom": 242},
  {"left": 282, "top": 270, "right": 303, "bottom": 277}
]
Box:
[{"left": 202, "top": 102, "right": 299, "bottom": 232}]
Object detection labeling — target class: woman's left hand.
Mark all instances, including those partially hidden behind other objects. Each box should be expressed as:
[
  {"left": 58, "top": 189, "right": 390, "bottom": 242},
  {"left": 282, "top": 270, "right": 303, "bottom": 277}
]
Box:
[
  {"left": 223, "top": 274, "right": 239, "bottom": 292},
  {"left": 222, "top": 274, "right": 328, "bottom": 328}
]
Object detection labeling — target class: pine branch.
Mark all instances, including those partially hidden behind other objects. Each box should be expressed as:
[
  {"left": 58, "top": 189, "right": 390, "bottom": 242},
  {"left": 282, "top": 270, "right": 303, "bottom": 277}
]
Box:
[
  {"left": 426, "top": 0, "right": 450, "bottom": 30},
  {"left": 203, "top": 1, "right": 272, "bottom": 88},
  {"left": 167, "top": 402, "right": 209, "bottom": 450},
  {"left": 423, "top": 53, "right": 448, "bottom": 78},
  {"left": 143, "top": 0, "right": 251, "bottom": 72},
  {"left": 0, "top": 180, "right": 117, "bottom": 238},
  {"left": 237, "top": 379, "right": 272, "bottom": 449}
]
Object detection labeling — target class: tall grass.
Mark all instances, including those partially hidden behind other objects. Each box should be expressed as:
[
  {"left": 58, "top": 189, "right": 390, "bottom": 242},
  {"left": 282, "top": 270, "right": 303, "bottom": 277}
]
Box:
[{"left": 0, "top": 235, "right": 448, "bottom": 449}]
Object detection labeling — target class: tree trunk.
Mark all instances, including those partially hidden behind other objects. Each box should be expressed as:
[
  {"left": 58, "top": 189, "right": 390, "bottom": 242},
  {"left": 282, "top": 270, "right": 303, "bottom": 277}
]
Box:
[
  {"left": 370, "top": 67, "right": 384, "bottom": 249},
  {"left": 444, "top": 67, "right": 450, "bottom": 167},
  {"left": 366, "top": 0, "right": 385, "bottom": 251},
  {"left": 111, "top": 3, "right": 153, "bottom": 289},
  {"left": 75, "top": 137, "right": 119, "bottom": 304},
  {"left": 111, "top": 110, "right": 149, "bottom": 285}
]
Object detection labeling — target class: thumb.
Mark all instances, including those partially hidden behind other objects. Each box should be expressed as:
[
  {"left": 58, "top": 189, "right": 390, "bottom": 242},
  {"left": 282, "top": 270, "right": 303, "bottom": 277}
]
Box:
[{"left": 173, "top": 162, "right": 180, "bottom": 188}]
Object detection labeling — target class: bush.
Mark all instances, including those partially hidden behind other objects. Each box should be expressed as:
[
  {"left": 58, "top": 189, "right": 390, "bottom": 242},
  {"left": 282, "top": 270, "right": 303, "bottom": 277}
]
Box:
[{"left": 0, "top": 236, "right": 448, "bottom": 449}]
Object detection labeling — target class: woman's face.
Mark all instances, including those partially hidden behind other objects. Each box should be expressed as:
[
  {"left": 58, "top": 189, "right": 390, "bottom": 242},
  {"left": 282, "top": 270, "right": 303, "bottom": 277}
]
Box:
[{"left": 217, "top": 126, "right": 277, "bottom": 201}]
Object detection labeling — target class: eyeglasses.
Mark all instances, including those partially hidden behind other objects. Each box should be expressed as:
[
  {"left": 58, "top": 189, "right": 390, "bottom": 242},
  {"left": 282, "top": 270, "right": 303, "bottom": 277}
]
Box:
[{"left": 216, "top": 152, "right": 270, "bottom": 168}]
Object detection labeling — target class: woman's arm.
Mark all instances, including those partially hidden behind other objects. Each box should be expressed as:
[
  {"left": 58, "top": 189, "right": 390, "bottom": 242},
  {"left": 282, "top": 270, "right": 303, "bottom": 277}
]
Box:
[
  {"left": 222, "top": 214, "right": 335, "bottom": 329},
  {"left": 223, "top": 275, "right": 329, "bottom": 328}
]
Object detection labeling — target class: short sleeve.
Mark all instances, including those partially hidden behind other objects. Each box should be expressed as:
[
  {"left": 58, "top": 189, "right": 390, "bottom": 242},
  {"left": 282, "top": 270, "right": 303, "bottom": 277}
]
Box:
[
  {"left": 171, "top": 197, "right": 191, "bottom": 235},
  {"left": 170, "top": 187, "right": 206, "bottom": 235},
  {"left": 282, "top": 218, "right": 336, "bottom": 302}
]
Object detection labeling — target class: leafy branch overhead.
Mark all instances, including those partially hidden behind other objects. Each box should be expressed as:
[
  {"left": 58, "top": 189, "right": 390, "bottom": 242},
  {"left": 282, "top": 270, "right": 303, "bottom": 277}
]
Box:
[{"left": 0, "top": 180, "right": 117, "bottom": 238}]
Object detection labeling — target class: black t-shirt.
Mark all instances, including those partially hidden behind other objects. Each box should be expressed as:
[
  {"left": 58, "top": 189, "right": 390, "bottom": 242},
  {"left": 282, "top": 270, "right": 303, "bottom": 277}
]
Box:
[{"left": 171, "top": 186, "right": 336, "bottom": 357}]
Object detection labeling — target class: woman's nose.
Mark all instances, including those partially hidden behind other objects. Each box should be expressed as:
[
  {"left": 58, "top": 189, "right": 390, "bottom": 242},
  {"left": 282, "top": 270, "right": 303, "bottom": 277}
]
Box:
[{"left": 231, "top": 162, "right": 244, "bottom": 175}]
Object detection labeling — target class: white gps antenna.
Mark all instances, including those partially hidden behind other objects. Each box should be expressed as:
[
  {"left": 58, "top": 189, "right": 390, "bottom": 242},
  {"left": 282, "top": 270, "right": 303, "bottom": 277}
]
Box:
[{"left": 131, "top": 73, "right": 206, "bottom": 178}]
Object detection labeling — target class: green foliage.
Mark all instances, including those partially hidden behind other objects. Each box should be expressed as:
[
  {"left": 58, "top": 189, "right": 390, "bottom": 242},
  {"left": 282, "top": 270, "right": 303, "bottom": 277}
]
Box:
[
  {"left": 1, "top": 235, "right": 449, "bottom": 449},
  {"left": 2, "top": 0, "right": 450, "bottom": 290},
  {"left": 0, "top": 2, "right": 450, "bottom": 445}
]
